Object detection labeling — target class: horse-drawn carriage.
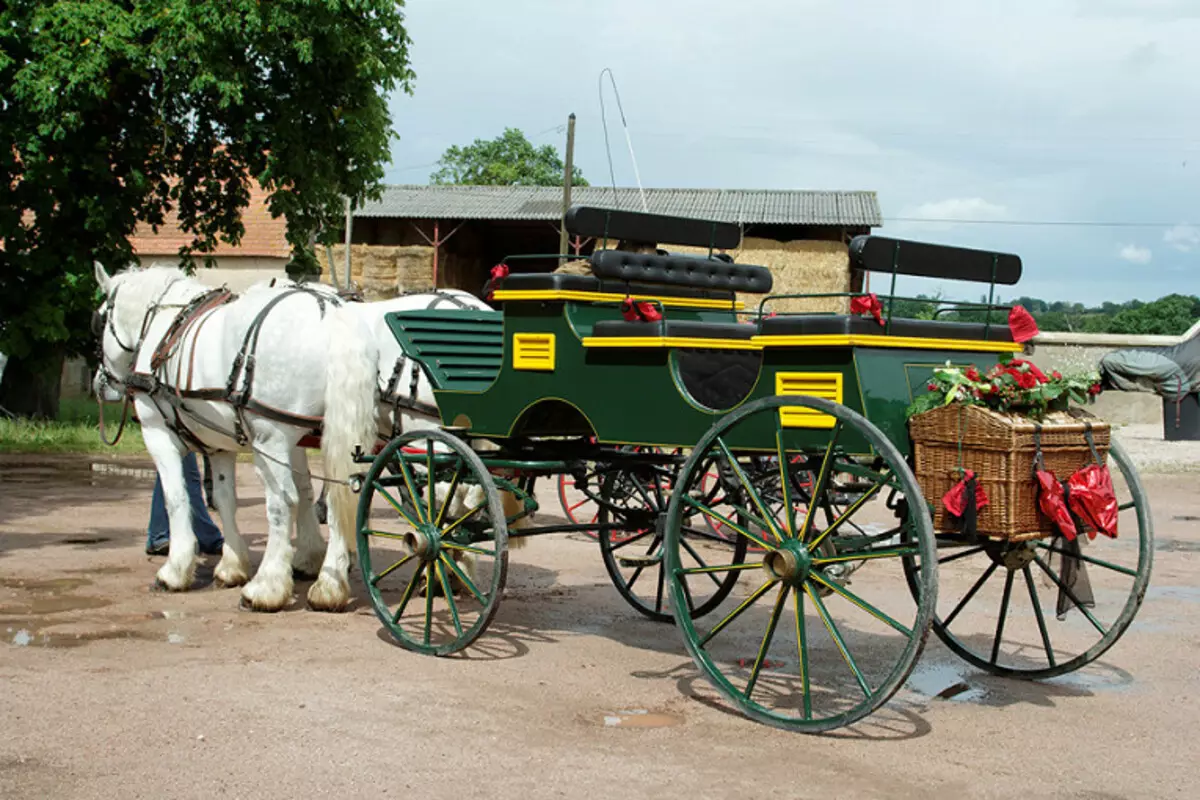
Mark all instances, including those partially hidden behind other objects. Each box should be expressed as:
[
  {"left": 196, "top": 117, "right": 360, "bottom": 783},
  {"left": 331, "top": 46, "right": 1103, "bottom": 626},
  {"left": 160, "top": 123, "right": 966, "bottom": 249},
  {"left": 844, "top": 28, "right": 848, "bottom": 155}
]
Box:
[
  {"left": 92, "top": 203, "right": 1151, "bottom": 734},
  {"left": 348, "top": 205, "right": 1153, "bottom": 733}
]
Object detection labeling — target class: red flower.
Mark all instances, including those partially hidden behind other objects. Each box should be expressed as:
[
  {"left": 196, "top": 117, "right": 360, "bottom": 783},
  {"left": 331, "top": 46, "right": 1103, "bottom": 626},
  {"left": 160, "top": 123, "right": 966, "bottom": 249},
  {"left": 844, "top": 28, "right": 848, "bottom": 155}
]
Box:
[
  {"left": 1088, "top": 383, "right": 1102, "bottom": 396},
  {"left": 927, "top": 381, "right": 937, "bottom": 391},
  {"left": 1051, "top": 370, "right": 1063, "bottom": 380},
  {"left": 965, "top": 366, "right": 981, "bottom": 381},
  {"left": 1017, "top": 372, "right": 1038, "bottom": 389}
]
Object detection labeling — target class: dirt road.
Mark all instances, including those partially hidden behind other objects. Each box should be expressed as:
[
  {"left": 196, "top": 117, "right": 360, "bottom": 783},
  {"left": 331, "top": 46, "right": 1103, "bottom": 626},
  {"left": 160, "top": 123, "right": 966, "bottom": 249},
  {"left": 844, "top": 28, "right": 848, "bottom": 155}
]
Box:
[{"left": 1, "top": 454, "right": 1197, "bottom": 799}]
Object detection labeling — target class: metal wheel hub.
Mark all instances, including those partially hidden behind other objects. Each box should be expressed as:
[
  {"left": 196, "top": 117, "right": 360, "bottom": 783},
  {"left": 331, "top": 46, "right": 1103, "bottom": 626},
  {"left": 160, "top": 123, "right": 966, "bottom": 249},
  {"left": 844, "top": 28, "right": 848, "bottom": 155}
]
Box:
[
  {"left": 985, "top": 540, "right": 1036, "bottom": 571},
  {"left": 404, "top": 528, "right": 441, "bottom": 562},
  {"left": 762, "top": 542, "right": 813, "bottom": 585}
]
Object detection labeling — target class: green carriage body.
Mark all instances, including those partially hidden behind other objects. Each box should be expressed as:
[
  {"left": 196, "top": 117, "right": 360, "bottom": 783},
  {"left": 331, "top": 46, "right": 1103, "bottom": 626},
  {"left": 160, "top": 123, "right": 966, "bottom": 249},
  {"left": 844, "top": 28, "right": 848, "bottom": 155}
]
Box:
[{"left": 383, "top": 286, "right": 1022, "bottom": 458}]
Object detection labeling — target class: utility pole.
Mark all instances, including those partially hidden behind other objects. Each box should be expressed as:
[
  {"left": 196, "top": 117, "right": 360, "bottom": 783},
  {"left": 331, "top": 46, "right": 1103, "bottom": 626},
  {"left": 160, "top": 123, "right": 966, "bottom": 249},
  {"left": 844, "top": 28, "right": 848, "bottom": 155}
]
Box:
[{"left": 559, "top": 112, "right": 577, "bottom": 262}]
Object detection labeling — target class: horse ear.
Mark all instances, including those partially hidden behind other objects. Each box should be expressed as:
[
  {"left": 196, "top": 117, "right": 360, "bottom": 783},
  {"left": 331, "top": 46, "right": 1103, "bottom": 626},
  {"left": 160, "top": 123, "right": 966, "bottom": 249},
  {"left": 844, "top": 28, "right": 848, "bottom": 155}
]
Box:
[{"left": 94, "top": 261, "right": 112, "bottom": 293}]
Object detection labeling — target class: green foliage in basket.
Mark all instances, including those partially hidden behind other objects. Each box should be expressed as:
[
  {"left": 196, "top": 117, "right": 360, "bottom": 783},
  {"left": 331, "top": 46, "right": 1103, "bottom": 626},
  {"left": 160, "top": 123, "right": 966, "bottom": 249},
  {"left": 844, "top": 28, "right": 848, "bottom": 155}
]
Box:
[{"left": 907, "top": 355, "right": 1102, "bottom": 420}]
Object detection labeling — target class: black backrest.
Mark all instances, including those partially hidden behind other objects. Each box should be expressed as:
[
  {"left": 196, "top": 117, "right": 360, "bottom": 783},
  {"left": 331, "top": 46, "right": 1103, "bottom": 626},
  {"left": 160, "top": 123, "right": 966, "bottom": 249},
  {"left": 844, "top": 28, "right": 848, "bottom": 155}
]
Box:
[
  {"left": 849, "top": 235, "right": 1022, "bottom": 285},
  {"left": 590, "top": 249, "right": 774, "bottom": 294},
  {"left": 565, "top": 205, "right": 742, "bottom": 250}
]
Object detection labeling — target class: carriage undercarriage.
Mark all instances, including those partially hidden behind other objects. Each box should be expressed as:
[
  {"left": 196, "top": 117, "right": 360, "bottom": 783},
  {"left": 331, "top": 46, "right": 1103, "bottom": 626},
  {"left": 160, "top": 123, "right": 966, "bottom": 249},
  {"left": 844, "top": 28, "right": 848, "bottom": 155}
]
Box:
[{"left": 348, "top": 205, "right": 1153, "bottom": 734}]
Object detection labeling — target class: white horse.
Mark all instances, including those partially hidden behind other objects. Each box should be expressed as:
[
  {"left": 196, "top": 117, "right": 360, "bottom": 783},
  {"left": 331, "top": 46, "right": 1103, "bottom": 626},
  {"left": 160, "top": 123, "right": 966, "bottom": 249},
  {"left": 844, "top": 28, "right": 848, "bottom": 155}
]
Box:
[{"left": 93, "top": 263, "right": 379, "bottom": 612}]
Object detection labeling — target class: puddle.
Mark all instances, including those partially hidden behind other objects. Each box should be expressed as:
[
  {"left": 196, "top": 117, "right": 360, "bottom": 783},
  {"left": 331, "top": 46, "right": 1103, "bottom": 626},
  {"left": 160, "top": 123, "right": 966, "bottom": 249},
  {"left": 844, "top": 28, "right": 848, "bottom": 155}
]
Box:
[
  {"left": 1146, "top": 585, "right": 1200, "bottom": 603},
  {"left": 600, "top": 709, "right": 683, "bottom": 729},
  {"left": 7, "top": 611, "right": 173, "bottom": 649},
  {"left": 0, "top": 577, "right": 92, "bottom": 591},
  {"left": 64, "top": 565, "right": 132, "bottom": 576},
  {"left": 1155, "top": 538, "right": 1200, "bottom": 553},
  {"left": 1171, "top": 515, "right": 1200, "bottom": 522},
  {"left": 905, "top": 662, "right": 988, "bottom": 703},
  {"left": 0, "top": 457, "right": 155, "bottom": 489},
  {"left": 61, "top": 536, "right": 112, "bottom": 546},
  {"left": 8, "top": 627, "right": 161, "bottom": 649},
  {"left": 0, "top": 594, "right": 111, "bottom": 615}
]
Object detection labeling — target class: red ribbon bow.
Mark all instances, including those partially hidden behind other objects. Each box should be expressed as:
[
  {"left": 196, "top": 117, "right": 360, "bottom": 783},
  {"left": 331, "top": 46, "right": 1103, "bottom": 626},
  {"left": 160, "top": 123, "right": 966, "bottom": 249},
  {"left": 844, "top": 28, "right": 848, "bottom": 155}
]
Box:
[
  {"left": 850, "top": 293, "right": 885, "bottom": 326},
  {"left": 1008, "top": 304, "right": 1039, "bottom": 343},
  {"left": 942, "top": 469, "right": 990, "bottom": 517},
  {"left": 485, "top": 264, "right": 510, "bottom": 302},
  {"left": 621, "top": 298, "right": 663, "bottom": 322}
]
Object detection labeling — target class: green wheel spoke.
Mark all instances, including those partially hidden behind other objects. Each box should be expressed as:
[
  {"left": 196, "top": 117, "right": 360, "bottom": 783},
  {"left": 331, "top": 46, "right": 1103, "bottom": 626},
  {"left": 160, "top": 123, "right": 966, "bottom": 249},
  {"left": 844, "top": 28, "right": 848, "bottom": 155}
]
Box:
[
  {"left": 806, "top": 479, "right": 884, "bottom": 554},
  {"left": 799, "top": 422, "right": 842, "bottom": 543},
  {"left": 680, "top": 536, "right": 725, "bottom": 589},
  {"left": 371, "top": 553, "right": 415, "bottom": 586},
  {"left": 440, "top": 541, "right": 496, "bottom": 558},
  {"left": 680, "top": 562, "right": 762, "bottom": 575},
  {"left": 372, "top": 483, "right": 420, "bottom": 530},
  {"left": 1118, "top": 500, "right": 1136, "bottom": 511},
  {"left": 942, "top": 561, "right": 999, "bottom": 629},
  {"left": 1024, "top": 565, "right": 1056, "bottom": 669},
  {"left": 681, "top": 495, "right": 772, "bottom": 551},
  {"left": 423, "top": 563, "right": 435, "bottom": 646},
  {"left": 745, "top": 585, "right": 790, "bottom": 699},
  {"left": 809, "top": 571, "right": 913, "bottom": 636},
  {"left": 1033, "top": 554, "right": 1109, "bottom": 637},
  {"left": 793, "top": 590, "right": 812, "bottom": 720},
  {"left": 435, "top": 463, "right": 463, "bottom": 528},
  {"left": 439, "top": 553, "right": 487, "bottom": 605},
  {"left": 715, "top": 438, "right": 786, "bottom": 543},
  {"left": 813, "top": 545, "right": 920, "bottom": 565},
  {"left": 440, "top": 502, "right": 488, "bottom": 539},
  {"left": 773, "top": 416, "right": 797, "bottom": 538},
  {"left": 392, "top": 566, "right": 423, "bottom": 624},
  {"left": 991, "top": 569, "right": 1015, "bottom": 665},
  {"left": 437, "top": 560, "right": 463, "bottom": 639},
  {"left": 806, "top": 582, "right": 871, "bottom": 698},
  {"left": 363, "top": 529, "right": 409, "bottom": 541},
  {"left": 397, "top": 457, "right": 428, "bottom": 525},
  {"left": 698, "top": 580, "right": 776, "bottom": 647},
  {"left": 608, "top": 529, "right": 656, "bottom": 551},
  {"left": 426, "top": 445, "right": 436, "bottom": 522},
  {"left": 939, "top": 545, "right": 986, "bottom": 565},
  {"left": 1034, "top": 542, "right": 1139, "bottom": 577}
]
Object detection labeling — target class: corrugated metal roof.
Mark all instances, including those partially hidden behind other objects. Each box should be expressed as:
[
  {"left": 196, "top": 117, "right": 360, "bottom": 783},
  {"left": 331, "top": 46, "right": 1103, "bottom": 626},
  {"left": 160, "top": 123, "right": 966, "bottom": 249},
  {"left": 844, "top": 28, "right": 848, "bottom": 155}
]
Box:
[{"left": 355, "top": 185, "right": 881, "bottom": 227}]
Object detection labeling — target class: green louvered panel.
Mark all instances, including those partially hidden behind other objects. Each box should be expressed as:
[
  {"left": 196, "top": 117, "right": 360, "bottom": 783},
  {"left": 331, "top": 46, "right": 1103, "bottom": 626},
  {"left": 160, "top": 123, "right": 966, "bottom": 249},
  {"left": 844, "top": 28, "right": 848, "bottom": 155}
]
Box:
[{"left": 384, "top": 310, "right": 504, "bottom": 393}]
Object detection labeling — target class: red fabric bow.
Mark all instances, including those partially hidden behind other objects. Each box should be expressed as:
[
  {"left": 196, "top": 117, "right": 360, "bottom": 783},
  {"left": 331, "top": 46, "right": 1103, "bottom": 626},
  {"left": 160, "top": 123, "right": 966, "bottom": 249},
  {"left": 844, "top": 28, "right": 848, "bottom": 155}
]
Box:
[
  {"left": 850, "top": 293, "right": 885, "bottom": 326},
  {"left": 485, "top": 264, "right": 510, "bottom": 302},
  {"left": 1067, "top": 464, "right": 1119, "bottom": 539},
  {"left": 1008, "top": 305, "right": 1040, "bottom": 343},
  {"left": 1035, "top": 469, "right": 1078, "bottom": 540},
  {"left": 942, "top": 470, "right": 990, "bottom": 517},
  {"left": 621, "top": 298, "right": 663, "bottom": 322}
]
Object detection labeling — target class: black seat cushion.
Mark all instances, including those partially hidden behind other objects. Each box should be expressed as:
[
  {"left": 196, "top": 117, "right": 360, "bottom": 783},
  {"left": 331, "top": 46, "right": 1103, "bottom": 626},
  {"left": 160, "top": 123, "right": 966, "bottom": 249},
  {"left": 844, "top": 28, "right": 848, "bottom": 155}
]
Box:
[
  {"left": 589, "top": 250, "right": 773, "bottom": 294},
  {"left": 592, "top": 320, "right": 757, "bottom": 340},
  {"left": 759, "top": 314, "right": 1014, "bottom": 342},
  {"left": 497, "top": 272, "right": 737, "bottom": 302}
]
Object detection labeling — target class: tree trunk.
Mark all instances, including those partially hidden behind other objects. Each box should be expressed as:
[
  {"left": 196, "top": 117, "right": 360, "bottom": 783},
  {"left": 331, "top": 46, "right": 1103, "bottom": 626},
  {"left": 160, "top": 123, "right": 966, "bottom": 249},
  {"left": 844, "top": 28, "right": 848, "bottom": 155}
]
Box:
[{"left": 0, "top": 349, "right": 65, "bottom": 420}]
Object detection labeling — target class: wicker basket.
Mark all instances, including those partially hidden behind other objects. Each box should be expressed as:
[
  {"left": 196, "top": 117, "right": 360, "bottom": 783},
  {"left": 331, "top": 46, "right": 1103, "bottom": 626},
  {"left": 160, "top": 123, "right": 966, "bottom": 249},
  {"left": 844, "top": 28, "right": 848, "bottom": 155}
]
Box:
[{"left": 909, "top": 404, "right": 1110, "bottom": 541}]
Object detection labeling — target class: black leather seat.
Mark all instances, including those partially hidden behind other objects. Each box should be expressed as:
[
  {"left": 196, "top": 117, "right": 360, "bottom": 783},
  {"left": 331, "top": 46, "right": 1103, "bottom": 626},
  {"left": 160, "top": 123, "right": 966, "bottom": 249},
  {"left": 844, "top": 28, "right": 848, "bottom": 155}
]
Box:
[
  {"left": 497, "top": 273, "right": 739, "bottom": 302},
  {"left": 758, "top": 314, "right": 1014, "bottom": 342},
  {"left": 589, "top": 250, "right": 773, "bottom": 294},
  {"left": 591, "top": 320, "right": 758, "bottom": 340}
]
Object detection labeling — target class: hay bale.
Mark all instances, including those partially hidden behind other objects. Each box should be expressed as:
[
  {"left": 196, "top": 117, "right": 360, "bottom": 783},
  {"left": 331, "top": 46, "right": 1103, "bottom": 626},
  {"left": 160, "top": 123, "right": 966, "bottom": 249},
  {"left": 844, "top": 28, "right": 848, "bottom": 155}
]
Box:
[
  {"left": 552, "top": 258, "right": 592, "bottom": 276},
  {"left": 395, "top": 245, "right": 435, "bottom": 292}
]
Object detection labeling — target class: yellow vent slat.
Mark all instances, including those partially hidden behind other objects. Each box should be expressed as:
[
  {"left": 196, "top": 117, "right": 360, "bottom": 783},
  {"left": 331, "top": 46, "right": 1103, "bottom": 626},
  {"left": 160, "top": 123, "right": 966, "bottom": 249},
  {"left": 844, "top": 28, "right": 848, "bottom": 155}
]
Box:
[
  {"left": 775, "top": 372, "right": 843, "bottom": 429},
  {"left": 512, "top": 333, "right": 556, "bottom": 371}
]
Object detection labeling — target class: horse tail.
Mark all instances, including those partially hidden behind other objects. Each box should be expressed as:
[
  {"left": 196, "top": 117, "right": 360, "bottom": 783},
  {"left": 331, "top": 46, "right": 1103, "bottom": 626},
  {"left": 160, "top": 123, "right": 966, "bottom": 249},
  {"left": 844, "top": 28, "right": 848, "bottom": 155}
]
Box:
[{"left": 320, "top": 304, "right": 379, "bottom": 553}]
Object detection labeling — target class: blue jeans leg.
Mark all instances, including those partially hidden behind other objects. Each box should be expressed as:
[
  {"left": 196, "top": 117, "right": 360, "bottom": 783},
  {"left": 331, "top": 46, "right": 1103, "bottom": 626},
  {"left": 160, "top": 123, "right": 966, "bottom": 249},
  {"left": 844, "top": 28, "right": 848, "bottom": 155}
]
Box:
[{"left": 147, "top": 453, "right": 224, "bottom": 554}]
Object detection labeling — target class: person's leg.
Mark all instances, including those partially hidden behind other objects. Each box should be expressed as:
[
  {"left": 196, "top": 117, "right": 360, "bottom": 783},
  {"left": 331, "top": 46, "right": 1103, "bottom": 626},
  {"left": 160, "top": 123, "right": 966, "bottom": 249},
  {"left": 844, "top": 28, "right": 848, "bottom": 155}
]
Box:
[
  {"left": 146, "top": 473, "right": 171, "bottom": 554},
  {"left": 182, "top": 452, "right": 224, "bottom": 554}
]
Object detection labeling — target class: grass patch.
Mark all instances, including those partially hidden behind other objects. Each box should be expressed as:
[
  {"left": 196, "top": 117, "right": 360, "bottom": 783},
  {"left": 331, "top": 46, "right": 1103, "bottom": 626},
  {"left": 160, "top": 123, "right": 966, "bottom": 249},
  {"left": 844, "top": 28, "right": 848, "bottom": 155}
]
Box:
[{"left": 0, "top": 396, "right": 147, "bottom": 455}]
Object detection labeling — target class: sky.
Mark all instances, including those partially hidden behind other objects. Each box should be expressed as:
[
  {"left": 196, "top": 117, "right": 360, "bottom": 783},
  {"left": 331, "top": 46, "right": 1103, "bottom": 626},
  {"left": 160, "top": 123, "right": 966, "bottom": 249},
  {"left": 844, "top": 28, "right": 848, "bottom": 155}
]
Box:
[{"left": 382, "top": 0, "right": 1200, "bottom": 306}]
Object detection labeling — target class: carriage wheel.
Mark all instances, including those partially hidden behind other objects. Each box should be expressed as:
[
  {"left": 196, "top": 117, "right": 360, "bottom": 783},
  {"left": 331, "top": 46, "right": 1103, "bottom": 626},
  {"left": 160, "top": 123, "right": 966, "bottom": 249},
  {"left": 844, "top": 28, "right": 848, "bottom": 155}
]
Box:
[
  {"left": 598, "top": 459, "right": 748, "bottom": 623},
  {"left": 356, "top": 429, "right": 509, "bottom": 656},
  {"left": 664, "top": 395, "right": 937, "bottom": 732},
  {"left": 910, "top": 437, "right": 1152, "bottom": 678},
  {"left": 557, "top": 471, "right": 600, "bottom": 538}
]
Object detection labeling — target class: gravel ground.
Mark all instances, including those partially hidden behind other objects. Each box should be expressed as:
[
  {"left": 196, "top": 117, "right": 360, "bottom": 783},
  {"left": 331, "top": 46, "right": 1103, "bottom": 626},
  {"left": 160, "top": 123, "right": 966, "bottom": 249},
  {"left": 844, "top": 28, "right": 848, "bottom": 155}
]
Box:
[{"left": 1, "top": 453, "right": 1198, "bottom": 800}]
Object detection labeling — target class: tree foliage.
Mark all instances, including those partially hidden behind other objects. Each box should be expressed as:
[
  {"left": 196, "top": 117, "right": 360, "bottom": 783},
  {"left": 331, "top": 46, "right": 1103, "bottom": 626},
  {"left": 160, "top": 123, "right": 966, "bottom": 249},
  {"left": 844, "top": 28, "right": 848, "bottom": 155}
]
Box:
[
  {"left": 0, "top": 0, "right": 415, "bottom": 416},
  {"left": 430, "top": 127, "right": 588, "bottom": 187}
]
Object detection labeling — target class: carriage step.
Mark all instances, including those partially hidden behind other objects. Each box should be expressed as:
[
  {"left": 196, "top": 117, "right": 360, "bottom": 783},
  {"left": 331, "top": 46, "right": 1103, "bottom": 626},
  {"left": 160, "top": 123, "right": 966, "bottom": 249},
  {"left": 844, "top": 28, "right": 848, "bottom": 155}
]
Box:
[{"left": 618, "top": 553, "right": 662, "bottom": 568}]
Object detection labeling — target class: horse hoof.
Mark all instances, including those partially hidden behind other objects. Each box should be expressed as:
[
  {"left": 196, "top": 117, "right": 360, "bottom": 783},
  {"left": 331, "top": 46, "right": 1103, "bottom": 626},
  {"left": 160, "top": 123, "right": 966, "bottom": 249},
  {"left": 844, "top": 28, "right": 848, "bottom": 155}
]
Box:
[{"left": 238, "top": 595, "right": 285, "bottom": 613}]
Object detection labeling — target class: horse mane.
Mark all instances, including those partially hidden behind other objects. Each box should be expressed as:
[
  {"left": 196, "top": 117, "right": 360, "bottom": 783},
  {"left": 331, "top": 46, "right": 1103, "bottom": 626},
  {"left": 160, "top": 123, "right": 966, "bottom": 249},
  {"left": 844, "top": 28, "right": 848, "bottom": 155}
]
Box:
[{"left": 110, "top": 263, "right": 209, "bottom": 336}]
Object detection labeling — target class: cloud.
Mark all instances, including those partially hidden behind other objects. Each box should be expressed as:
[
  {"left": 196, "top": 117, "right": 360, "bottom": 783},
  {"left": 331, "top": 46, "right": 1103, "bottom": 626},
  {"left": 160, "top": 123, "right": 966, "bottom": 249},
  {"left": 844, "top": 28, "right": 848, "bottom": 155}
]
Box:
[
  {"left": 1163, "top": 224, "right": 1200, "bottom": 252},
  {"left": 1118, "top": 244, "right": 1153, "bottom": 264},
  {"left": 907, "top": 198, "right": 1008, "bottom": 221}
]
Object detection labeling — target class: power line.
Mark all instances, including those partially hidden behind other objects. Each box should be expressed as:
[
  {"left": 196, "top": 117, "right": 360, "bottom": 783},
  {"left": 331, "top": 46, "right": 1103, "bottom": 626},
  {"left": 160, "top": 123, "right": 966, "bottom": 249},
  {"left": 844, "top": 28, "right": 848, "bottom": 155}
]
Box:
[{"left": 886, "top": 217, "right": 1196, "bottom": 228}]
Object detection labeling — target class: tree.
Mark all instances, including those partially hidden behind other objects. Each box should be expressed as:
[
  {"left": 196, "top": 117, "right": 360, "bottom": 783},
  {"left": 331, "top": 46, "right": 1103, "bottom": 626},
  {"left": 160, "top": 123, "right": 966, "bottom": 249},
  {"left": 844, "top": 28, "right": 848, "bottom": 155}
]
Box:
[
  {"left": 0, "top": 0, "right": 415, "bottom": 417},
  {"left": 1109, "top": 294, "right": 1200, "bottom": 336},
  {"left": 430, "top": 127, "right": 588, "bottom": 187}
]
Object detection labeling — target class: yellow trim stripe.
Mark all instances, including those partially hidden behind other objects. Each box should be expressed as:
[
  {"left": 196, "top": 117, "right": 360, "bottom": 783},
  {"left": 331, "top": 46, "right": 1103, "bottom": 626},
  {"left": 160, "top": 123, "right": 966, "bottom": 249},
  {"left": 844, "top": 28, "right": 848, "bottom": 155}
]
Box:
[
  {"left": 752, "top": 334, "right": 1023, "bottom": 353},
  {"left": 491, "top": 289, "right": 743, "bottom": 310},
  {"left": 582, "top": 336, "right": 761, "bottom": 351}
]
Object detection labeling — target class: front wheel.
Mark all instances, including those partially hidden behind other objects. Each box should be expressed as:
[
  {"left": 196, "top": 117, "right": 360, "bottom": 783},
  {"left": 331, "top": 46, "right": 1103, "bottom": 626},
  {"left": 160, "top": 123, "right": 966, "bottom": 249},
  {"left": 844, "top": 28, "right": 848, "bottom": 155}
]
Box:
[
  {"left": 663, "top": 394, "right": 937, "bottom": 733},
  {"left": 356, "top": 429, "right": 509, "bottom": 656}
]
